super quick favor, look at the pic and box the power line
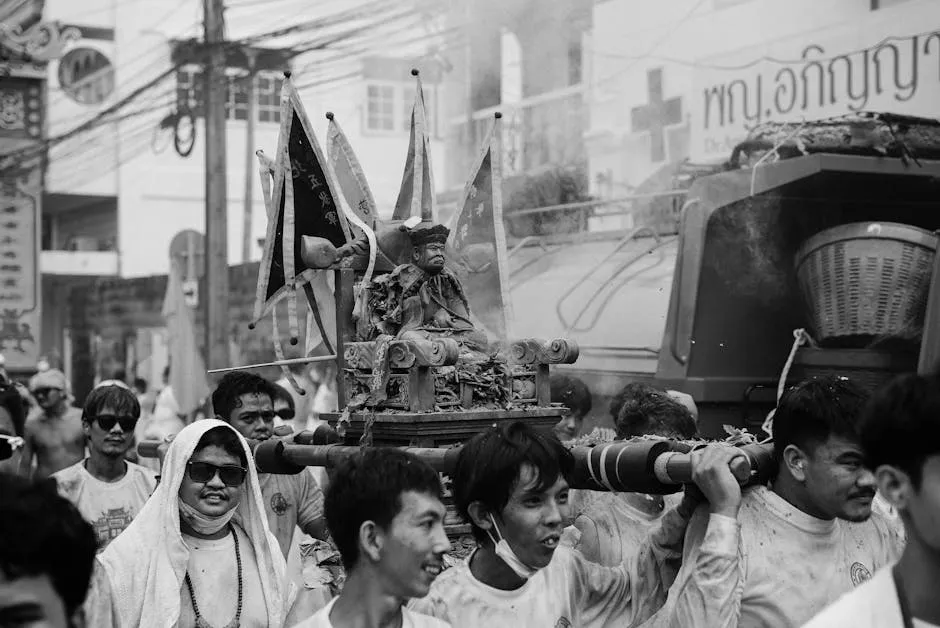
[7,0,434,175]
[593,0,708,88]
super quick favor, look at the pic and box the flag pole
[208,354,338,374]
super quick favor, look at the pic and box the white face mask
[178,498,236,536]
[486,514,539,580]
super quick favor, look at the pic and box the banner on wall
[691,4,940,160]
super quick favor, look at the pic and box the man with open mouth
[295,447,452,628]
[409,420,744,627]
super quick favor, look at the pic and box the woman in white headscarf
[84,418,291,627]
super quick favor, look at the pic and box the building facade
[27,0,447,373]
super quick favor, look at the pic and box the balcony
[41,193,119,276]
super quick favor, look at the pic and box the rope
[761,328,816,441]
[749,119,808,197]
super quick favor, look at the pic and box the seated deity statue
[362,221,491,358]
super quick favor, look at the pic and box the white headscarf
[93,419,289,627]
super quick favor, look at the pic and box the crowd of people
[0,362,937,628]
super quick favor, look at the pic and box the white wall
[587,0,937,194]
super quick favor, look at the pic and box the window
[366,84,395,131]
[175,67,282,124]
[227,75,250,121]
[257,73,283,124]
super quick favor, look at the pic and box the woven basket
[795,222,937,343]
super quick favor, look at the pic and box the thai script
[702,31,940,129]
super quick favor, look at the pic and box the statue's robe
[380,264,488,353]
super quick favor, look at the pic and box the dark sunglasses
[186,461,248,487]
[32,387,62,397]
[276,408,295,420]
[93,414,138,432]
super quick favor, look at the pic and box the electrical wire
[590,28,940,71]
[6,0,439,176]
[593,0,709,88]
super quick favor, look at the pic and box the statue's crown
[402,220,450,246]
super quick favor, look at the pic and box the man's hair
[0,473,98,617]
[270,383,295,412]
[194,426,248,468]
[772,375,869,466]
[454,421,574,543]
[550,374,592,418]
[211,371,274,421]
[82,384,141,423]
[615,382,697,439]
[609,381,659,420]
[325,448,442,570]
[0,382,26,436]
[860,371,940,489]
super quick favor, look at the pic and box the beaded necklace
[184,524,243,628]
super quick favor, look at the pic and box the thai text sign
[691,7,940,160]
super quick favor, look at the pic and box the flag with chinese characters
[446,115,512,340]
[392,71,435,222]
[327,113,377,234]
[252,74,351,350]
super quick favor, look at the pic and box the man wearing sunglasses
[52,383,156,550]
[20,368,85,478]
[212,371,330,559]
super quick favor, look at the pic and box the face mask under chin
[486,514,539,580]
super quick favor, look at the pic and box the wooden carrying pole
[140,437,776,495]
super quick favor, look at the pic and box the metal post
[204,0,229,370]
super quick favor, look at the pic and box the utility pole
[204,0,229,370]
[241,51,257,263]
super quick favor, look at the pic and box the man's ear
[359,520,383,563]
[875,465,912,512]
[467,501,494,533]
[782,444,809,482]
[81,420,91,439]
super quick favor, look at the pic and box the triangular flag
[446,113,513,340]
[393,69,436,222]
[252,73,351,329]
[326,112,377,232]
[162,260,210,415]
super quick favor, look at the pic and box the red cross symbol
[630,68,682,163]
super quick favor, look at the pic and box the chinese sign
[691,5,940,160]
[0,165,40,369]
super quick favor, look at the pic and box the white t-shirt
[802,563,940,628]
[53,459,156,550]
[409,509,740,628]
[180,526,269,628]
[295,598,450,628]
[259,471,325,557]
[565,489,683,567]
[651,485,906,628]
